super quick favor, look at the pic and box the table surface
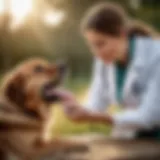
[9,134,160,160]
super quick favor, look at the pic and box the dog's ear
[5,74,25,106]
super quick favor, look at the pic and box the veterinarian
[60,2,160,139]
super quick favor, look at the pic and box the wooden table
[57,134,160,160]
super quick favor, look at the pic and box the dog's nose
[58,63,67,75]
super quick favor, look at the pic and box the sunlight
[0,0,5,14]
[0,0,65,30]
[10,0,33,23]
[43,10,65,27]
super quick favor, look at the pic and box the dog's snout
[58,63,67,75]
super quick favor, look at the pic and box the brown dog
[0,58,87,160]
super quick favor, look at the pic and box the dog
[0,58,87,160]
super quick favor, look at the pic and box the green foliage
[0,0,160,77]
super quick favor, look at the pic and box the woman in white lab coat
[59,2,160,139]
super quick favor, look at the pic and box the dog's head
[1,58,67,119]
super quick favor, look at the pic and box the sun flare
[43,10,65,27]
[10,0,33,22]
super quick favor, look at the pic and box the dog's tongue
[46,89,74,101]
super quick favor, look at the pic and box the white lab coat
[86,37,160,131]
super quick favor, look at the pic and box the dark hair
[81,2,157,38]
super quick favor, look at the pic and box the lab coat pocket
[123,67,145,107]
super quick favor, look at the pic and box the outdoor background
[0,0,160,135]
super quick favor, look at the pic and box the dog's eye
[34,65,45,73]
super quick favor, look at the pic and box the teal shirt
[115,38,135,102]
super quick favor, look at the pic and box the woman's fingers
[63,101,78,114]
[62,101,84,120]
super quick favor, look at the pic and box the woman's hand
[62,101,89,122]
[53,89,114,124]
[52,89,87,122]
[62,99,114,125]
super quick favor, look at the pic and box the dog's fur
[0,58,87,160]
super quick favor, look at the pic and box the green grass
[52,106,111,135]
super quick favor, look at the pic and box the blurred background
[0,0,160,135]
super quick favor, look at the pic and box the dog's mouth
[42,80,61,102]
[42,62,68,103]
